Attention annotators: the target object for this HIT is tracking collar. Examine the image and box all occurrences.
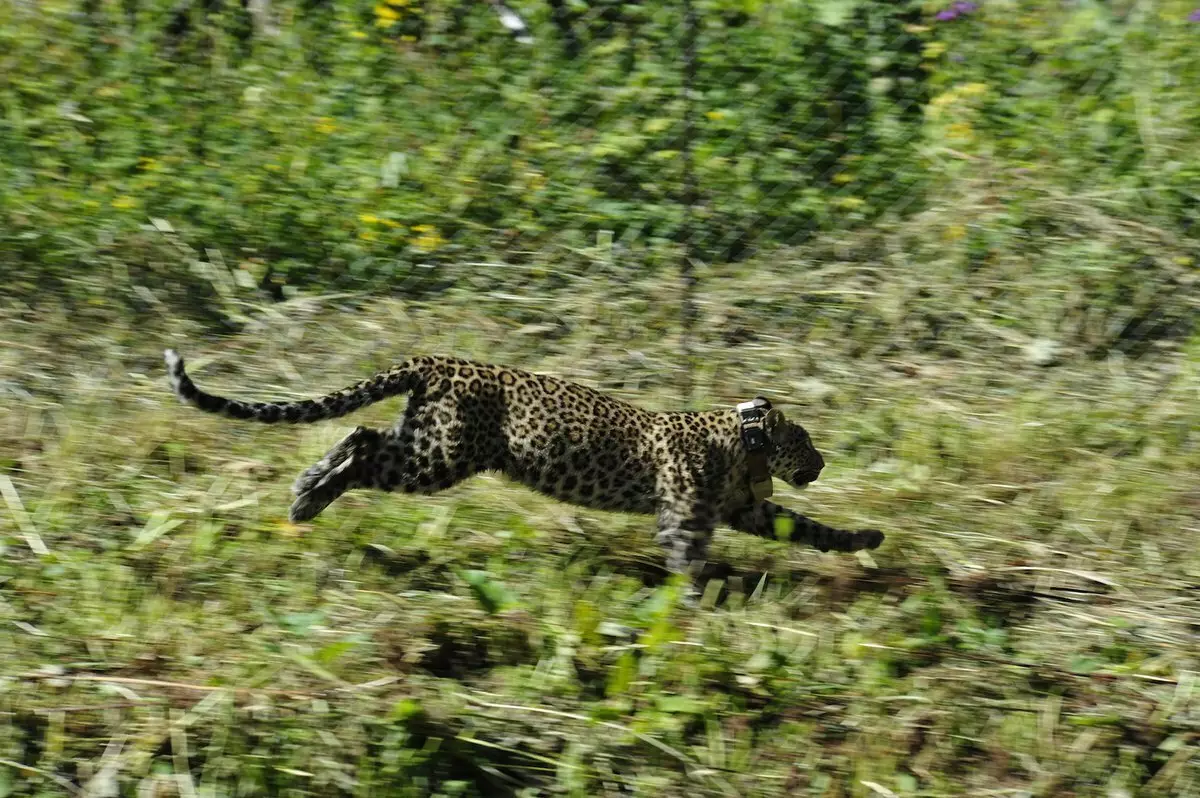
[736,396,775,501]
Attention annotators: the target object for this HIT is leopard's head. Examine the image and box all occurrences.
[765,409,825,489]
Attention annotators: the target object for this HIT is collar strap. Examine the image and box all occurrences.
[736,396,774,501]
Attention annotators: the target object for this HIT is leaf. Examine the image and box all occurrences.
[607,651,636,697]
[287,649,349,686]
[861,782,899,798]
[773,514,794,541]
[1067,713,1123,727]
[280,611,325,635]
[130,511,185,549]
[459,569,517,614]
[314,639,359,665]
[391,699,423,721]
[655,695,706,715]
[815,0,861,27]
[643,118,674,134]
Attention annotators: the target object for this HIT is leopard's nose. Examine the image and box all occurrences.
[793,456,824,487]
[792,469,819,487]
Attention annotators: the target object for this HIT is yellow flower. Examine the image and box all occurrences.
[926,91,959,120]
[413,235,444,252]
[359,230,379,242]
[411,225,446,252]
[374,4,399,20]
[922,41,947,60]
[112,195,137,209]
[315,117,337,134]
[705,110,726,121]
[359,213,381,224]
[958,82,989,98]
[943,224,968,242]
[835,196,865,210]
[832,172,856,185]
[946,121,974,141]
[276,520,301,537]
[350,30,368,39]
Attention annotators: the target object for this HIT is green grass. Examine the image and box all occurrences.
[3,0,1198,793]
[1,269,1198,797]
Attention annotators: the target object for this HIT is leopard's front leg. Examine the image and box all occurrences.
[727,501,883,552]
[655,502,715,576]
[653,490,719,607]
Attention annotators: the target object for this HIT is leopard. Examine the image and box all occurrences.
[163,349,883,588]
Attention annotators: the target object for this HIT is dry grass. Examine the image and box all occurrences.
[1,265,1198,796]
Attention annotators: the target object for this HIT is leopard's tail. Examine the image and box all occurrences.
[163,349,419,424]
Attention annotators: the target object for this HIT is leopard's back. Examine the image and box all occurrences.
[413,357,661,512]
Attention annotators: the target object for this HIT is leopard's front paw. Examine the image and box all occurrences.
[856,529,884,550]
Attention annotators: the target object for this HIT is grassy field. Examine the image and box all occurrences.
[3,0,1199,793]
[1,259,1198,797]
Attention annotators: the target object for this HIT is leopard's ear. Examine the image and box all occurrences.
[765,408,785,437]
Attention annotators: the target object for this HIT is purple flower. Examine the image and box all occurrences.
[1189,8,1200,22]
[935,1,978,21]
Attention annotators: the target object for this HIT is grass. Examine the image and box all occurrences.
[1,261,1198,797]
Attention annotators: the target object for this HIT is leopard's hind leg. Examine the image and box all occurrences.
[289,426,383,522]
[290,394,482,521]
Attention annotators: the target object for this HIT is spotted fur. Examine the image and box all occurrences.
[164,349,882,583]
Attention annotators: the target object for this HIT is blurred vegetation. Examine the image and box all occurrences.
[2,0,1197,312]
[1,0,1199,795]
[2,290,1198,796]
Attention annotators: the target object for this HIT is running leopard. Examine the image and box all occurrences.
[164,350,883,582]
